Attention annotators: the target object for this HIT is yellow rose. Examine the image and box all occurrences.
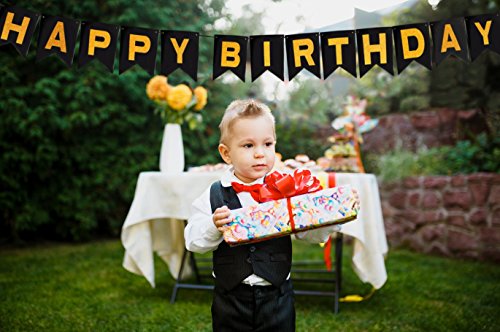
[146,75,170,100]
[193,86,208,111]
[167,84,193,111]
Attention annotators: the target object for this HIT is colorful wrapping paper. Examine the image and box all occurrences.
[223,185,358,246]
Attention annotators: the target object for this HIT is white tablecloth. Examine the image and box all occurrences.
[121,171,388,289]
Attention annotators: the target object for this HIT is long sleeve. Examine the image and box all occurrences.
[295,224,341,243]
[185,168,266,254]
[184,187,224,254]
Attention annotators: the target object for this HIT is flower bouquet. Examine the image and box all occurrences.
[146,75,208,129]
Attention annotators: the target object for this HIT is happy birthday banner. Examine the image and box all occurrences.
[1,4,499,81]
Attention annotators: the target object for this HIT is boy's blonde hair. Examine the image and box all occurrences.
[219,99,275,144]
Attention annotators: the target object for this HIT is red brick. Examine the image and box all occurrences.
[404,211,421,225]
[381,201,396,219]
[422,224,446,242]
[437,108,457,126]
[404,177,420,189]
[428,244,449,256]
[447,214,467,228]
[467,173,495,182]
[389,190,407,209]
[448,230,478,252]
[411,112,440,129]
[489,185,500,205]
[443,190,472,210]
[479,227,500,245]
[422,192,441,209]
[492,208,500,227]
[408,192,421,208]
[423,176,449,189]
[457,109,478,120]
[419,210,445,225]
[391,213,417,233]
[408,237,424,252]
[469,182,490,206]
[385,223,404,241]
[451,175,467,187]
[469,209,487,226]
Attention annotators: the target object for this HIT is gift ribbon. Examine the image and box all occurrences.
[286,196,295,231]
[232,169,323,232]
[259,169,323,201]
[323,172,336,271]
[260,169,322,233]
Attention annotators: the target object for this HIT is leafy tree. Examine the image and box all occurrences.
[0,0,235,242]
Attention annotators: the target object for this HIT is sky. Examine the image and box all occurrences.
[225,0,413,34]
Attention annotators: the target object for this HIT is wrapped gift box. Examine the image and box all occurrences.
[223,185,357,246]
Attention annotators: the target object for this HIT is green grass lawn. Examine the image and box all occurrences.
[1,239,499,331]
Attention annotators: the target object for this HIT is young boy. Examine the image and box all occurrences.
[185,99,341,331]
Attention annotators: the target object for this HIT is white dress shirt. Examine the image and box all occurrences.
[184,167,340,286]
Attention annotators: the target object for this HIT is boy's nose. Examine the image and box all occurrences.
[254,148,264,158]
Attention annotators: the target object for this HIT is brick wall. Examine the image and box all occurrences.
[361,108,488,154]
[380,173,500,262]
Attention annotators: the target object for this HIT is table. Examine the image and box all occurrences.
[121,171,388,290]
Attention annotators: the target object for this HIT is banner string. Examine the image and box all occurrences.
[1,3,498,80]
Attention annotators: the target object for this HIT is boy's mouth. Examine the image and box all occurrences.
[253,164,267,169]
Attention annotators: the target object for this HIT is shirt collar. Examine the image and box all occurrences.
[220,166,266,187]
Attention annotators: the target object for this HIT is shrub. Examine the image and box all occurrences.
[372,133,500,182]
[0,0,227,242]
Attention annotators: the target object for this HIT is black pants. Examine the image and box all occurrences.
[212,279,295,332]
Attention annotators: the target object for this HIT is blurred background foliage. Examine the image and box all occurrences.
[353,0,500,130]
[356,0,500,179]
[367,133,500,182]
[0,0,260,243]
[1,0,499,243]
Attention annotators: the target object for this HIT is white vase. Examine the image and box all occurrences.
[159,123,185,173]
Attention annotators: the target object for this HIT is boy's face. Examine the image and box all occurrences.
[219,116,276,183]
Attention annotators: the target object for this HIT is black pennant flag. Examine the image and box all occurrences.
[161,30,199,81]
[393,23,432,73]
[250,34,284,81]
[0,5,40,56]
[320,30,357,78]
[78,21,119,72]
[213,35,248,81]
[431,17,469,65]
[119,26,158,75]
[465,13,500,61]
[36,15,80,67]
[356,27,394,78]
[285,33,321,80]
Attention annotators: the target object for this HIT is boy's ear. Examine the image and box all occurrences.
[218,143,231,164]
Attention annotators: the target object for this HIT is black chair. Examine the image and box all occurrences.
[170,232,344,313]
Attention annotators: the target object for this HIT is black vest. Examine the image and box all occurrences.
[210,181,292,291]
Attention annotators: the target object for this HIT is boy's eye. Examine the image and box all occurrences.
[243,143,253,148]
[265,142,274,147]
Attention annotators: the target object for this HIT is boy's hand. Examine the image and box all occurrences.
[213,206,232,233]
[352,189,360,211]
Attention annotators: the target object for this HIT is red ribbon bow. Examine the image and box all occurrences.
[231,169,322,203]
[260,169,323,202]
[232,169,323,232]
